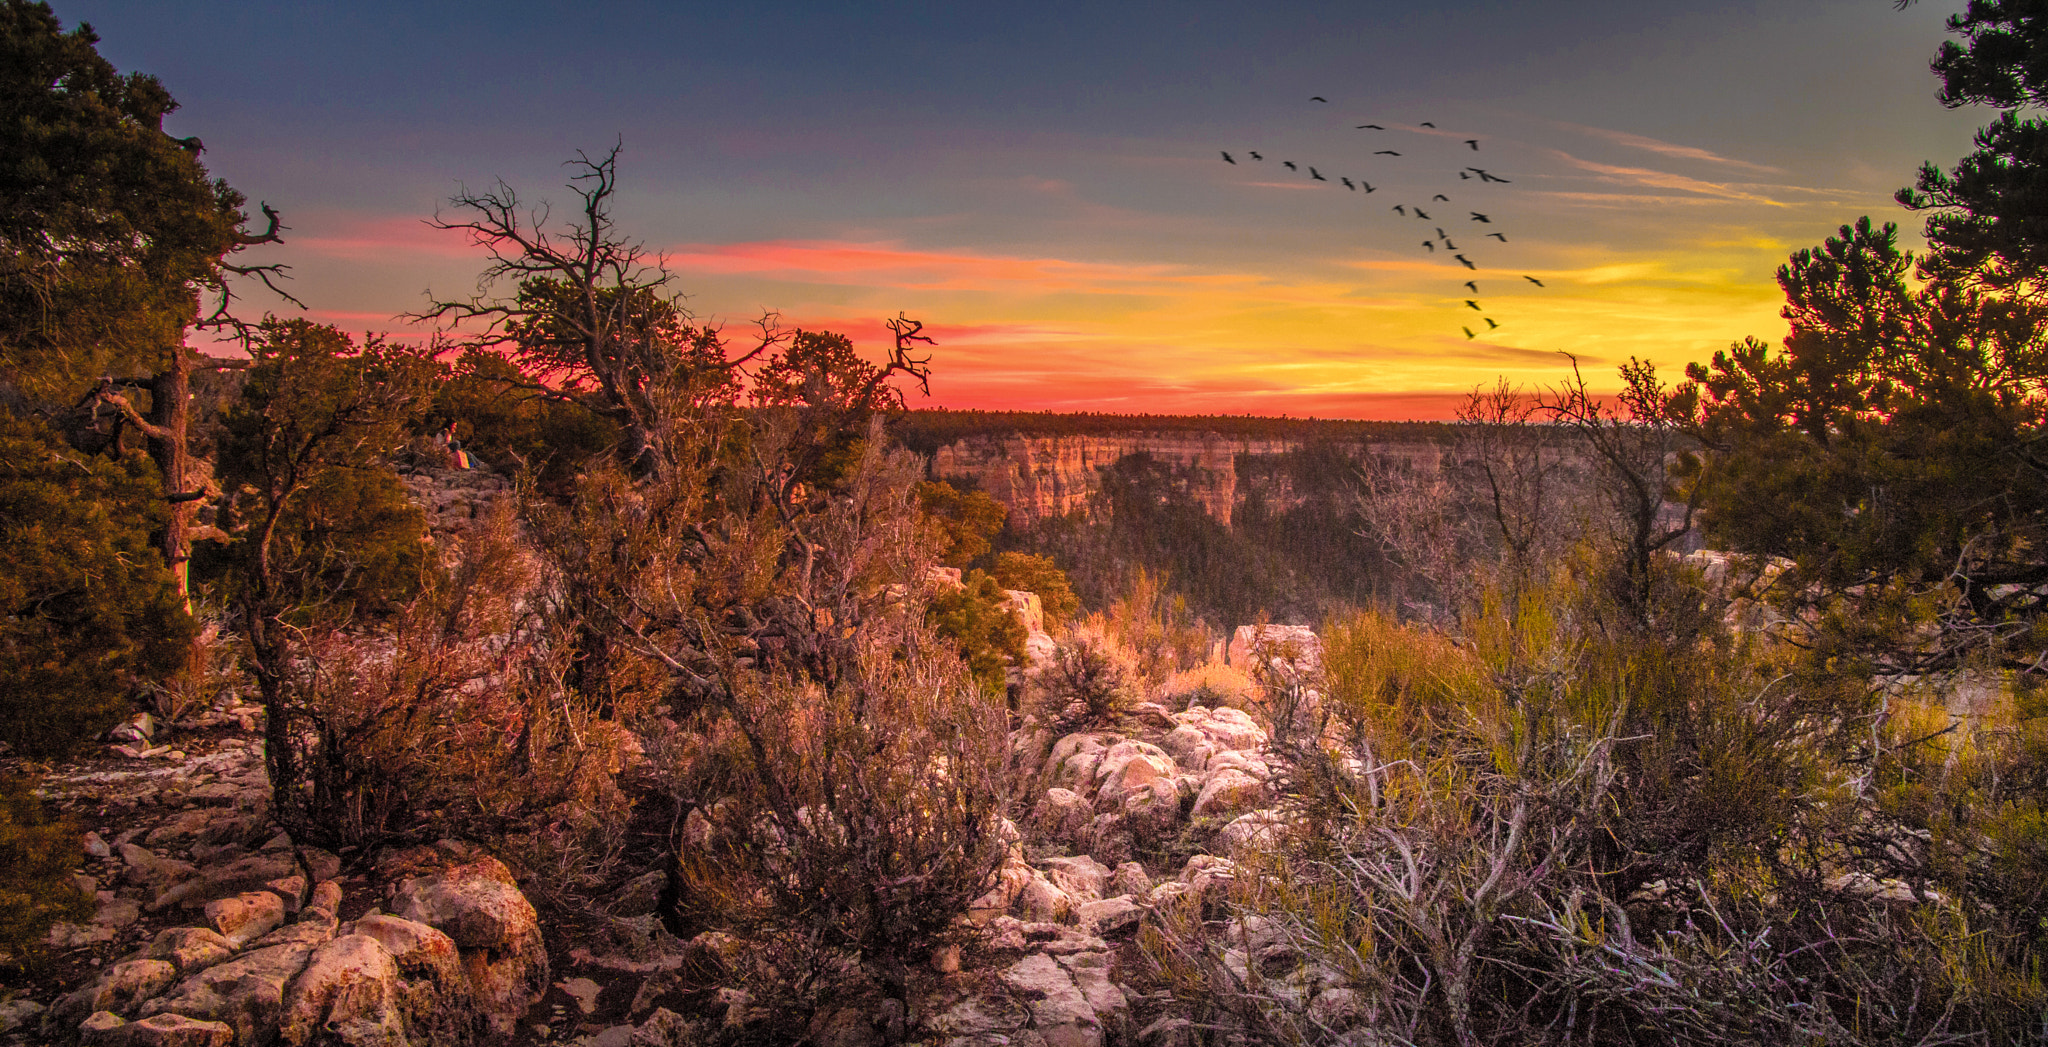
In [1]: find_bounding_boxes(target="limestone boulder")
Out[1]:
[1040,855,1111,905]
[1001,953,1104,1047]
[143,940,318,1047]
[1042,733,1118,794]
[1191,768,1268,820]
[245,918,336,953]
[1031,788,1092,842]
[1171,706,1266,755]
[304,880,344,922]
[278,934,408,1047]
[350,914,479,1046]
[1014,870,1074,925]
[1114,860,1146,901]
[147,927,234,973]
[53,958,179,1025]
[109,1012,236,1047]
[388,858,546,1036]
[999,589,1045,634]
[1074,896,1143,937]
[1115,778,1183,840]
[206,891,285,949]
[1155,724,1218,774]
[1090,741,1176,808]
[77,1010,125,1045]
[966,854,1035,925]
[1055,947,1129,1039]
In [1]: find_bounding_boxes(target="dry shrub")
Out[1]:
[1318,609,1485,763]
[1029,627,1141,730]
[1159,656,1258,712]
[673,613,1009,1012]
[266,505,634,881]
[638,438,1011,1022]
[1140,569,1951,1047]
[1095,568,1215,687]
[148,612,238,724]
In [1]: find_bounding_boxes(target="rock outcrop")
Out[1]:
[47,847,538,1047]
[922,428,1463,527]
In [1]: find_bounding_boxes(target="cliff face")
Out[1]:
[925,431,1452,527]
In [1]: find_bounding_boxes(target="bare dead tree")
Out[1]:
[1355,381,1587,625]
[1456,378,1582,588]
[412,144,785,474]
[1540,354,1701,627]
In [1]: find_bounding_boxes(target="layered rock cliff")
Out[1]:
[923,430,1453,527]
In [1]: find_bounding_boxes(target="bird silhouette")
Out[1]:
[1312,96,1328,103]
[1464,280,1478,293]
[1421,121,1437,128]
[1249,151,1263,160]
[1283,160,1297,171]
[1470,212,1491,222]
[1392,204,1407,215]
[1309,167,1327,181]
[1464,140,1479,150]
[1443,237,1457,249]
[1423,241,1435,252]
[1484,317,1499,329]
[1465,300,1482,311]
[1357,124,1385,130]
[1463,326,1475,339]
[1486,232,1507,241]
[1432,194,1449,201]
[1458,171,1471,180]
[1374,150,1402,156]
[1340,177,1355,190]
[1221,151,1236,164]
[1523,275,1545,287]
[1359,181,1376,193]
[1468,168,1511,183]
[1435,227,1447,239]
[1454,254,1476,269]
[1414,208,1431,220]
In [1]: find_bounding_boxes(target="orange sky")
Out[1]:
[110,0,1986,420]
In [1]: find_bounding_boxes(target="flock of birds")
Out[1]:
[1221,97,1543,339]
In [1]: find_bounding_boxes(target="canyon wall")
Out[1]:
[923,430,1454,527]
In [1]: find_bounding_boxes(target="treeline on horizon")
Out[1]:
[887,407,1456,454]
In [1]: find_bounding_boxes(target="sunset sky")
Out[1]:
[70,0,1990,418]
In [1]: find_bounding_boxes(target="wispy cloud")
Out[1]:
[289,216,475,260]
[1543,149,1789,205]
[1553,121,1783,174]
[661,239,1194,292]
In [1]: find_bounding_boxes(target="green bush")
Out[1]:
[0,775,92,969]
[202,319,433,625]
[990,550,1079,629]
[0,413,192,757]
[917,480,1007,569]
[927,571,1027,699]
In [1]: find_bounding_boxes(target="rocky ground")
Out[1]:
[3,674,1312,1046]
[4,467,1328,1046]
